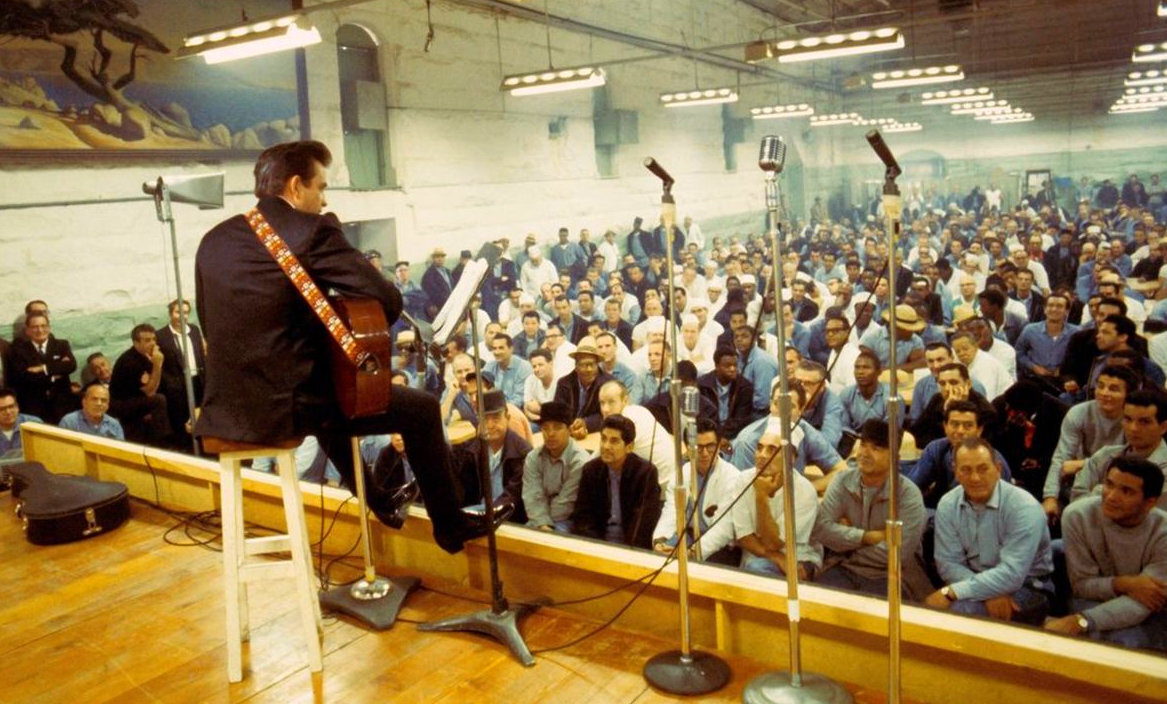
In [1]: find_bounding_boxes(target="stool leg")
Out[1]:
[231,458,250,642]
[220,458,244,683]
[277,451,324,673]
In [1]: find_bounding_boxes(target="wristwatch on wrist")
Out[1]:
[1075,614,1090,632]
[940,585,957,602]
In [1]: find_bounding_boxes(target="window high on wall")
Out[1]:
[336,24,393,189]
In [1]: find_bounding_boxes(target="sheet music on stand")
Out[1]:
[431,242,502,348]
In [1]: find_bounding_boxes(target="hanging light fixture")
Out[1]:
[501,0,606,97]
[502,67,606,96]
[660,87,739,107]
[809,112,862,126]
[1126,69,1167,87]
[1126,85,1167,97]
[989,112,1034,124]
[974,107,1026,120]
[872,65,964,89]
[920,87,993,104]
[750,103,816,119]
[178,14,321,64]
[1133,42,1167,62]
[746,27,904,63]
[885,122,923,133]
[949,99,1010,115]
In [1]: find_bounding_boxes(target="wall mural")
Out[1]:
[0,0,300,155]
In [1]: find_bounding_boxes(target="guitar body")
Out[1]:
[331,297,393,419]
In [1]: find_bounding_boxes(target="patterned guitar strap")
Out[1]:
[245,208,376,372]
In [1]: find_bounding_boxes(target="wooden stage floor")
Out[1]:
[0,497,907,704]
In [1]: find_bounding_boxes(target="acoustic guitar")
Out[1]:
[330,297,393,419]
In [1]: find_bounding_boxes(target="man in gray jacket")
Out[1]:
[522,401,590,532]
[1046,454,1167,651]
[814,419,930,599]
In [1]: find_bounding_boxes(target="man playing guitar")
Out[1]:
[194,140,497,553]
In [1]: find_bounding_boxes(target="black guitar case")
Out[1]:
[9,462,130,545]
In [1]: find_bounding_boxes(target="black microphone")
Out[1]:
[865,129,901,176]
[643,157,674,187]
[758,135,786,173]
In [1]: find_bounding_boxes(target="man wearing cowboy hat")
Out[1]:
[858,303,927,372]
[421,246,454,319]
[553,336,614,440]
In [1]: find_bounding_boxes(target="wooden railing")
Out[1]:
[19,422,1167,704]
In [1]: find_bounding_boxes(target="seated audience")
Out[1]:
[0,387,40,456]
[926,437,1054,625]
[1071,390,1167,510]
[553,337,613,438]
[1047,455,1167,652]
[483,333,532,409]
[838,349,890,432]
[652,418,741,565]
[453,389,530,524]
[908,400,1013,509]
[697,346,757,440]
[59,382,124,440]
[109,324,171,446]
[570,414,663,549]
[815,419,930,598]
[910,362,996,448]
[793,360,845,449]
[8,312,77,425]
[522,401,590,532]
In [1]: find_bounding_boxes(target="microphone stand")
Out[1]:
[879,152,906,704]
[643,160,730,696]
[418,258,542,667]
[148,178,201,458]
[743,157,853,704]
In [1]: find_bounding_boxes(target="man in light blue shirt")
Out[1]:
[838,349,890,432]
[1014,291,1078,381]
[483,333,532,409]
[925,436,1053,624]
[59,382,124,441]
[0,387,41,455]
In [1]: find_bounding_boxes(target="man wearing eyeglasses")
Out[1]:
[652,418,741,566]
[925,436,1053,623]
[0,388,40,458]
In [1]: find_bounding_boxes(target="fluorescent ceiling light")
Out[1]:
[660,87,739,107]
[920,87,993,104]
[750,103,816,119]
[1133,42,1167,62]
[950,99,1010,114]
[872,65,963,89]
[1111,104,1161,113]
[1126,85,1167,96]
[856,117,899,127]
[1115,93,1167,105]
[809,112,862,126]
[885,122,923,133]
[745,27,904,63]
[974,108,1025,120]
[990,113,1034,124]
[1127,70,1167,86]
[178,15,321,64]
[502,67,606,96]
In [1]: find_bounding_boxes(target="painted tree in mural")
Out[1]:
[0,0,199,140]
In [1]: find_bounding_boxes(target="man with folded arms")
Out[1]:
[815,419,929,598]
[925,436,1054,624]
[1046,454,1167,651]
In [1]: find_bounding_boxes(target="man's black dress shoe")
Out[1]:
[368,478,420,529]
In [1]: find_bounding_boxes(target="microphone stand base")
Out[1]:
[643,649,731,695]
[418,598,547,667]
[742,670,854,704]
[319,575,421,631]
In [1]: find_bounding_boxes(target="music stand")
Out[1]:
[143,173,225,457]
[417,243,543,666]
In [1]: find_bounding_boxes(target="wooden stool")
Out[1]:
[205,437,323,683]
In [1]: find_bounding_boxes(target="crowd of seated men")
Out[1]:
[3,172,1165,652]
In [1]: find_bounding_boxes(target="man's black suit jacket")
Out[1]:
[156,323,206,393]
[9,336,77,423]
[570,453,662,549]
[696,372,757,439]
[194,196,401,444]
[553,369,614,433]
[421,264,454,313]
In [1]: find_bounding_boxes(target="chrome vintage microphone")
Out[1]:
[743,138,853,704]
[642,157,730,696]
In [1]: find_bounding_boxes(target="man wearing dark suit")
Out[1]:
[8,313,77,424]
[697,347,757,440]
[553,340,613,438]
[452,389,529,525]
[194,140,490,554]
[570,414,663,549]
[421,246,454,320]
[156,298,207,448]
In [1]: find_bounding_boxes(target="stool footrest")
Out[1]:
[245,534,292,555]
